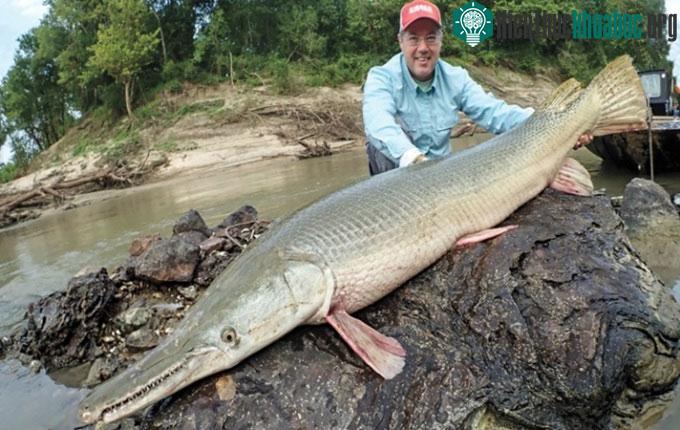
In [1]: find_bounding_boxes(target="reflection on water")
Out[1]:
[0,359,87,428]
[0,138,679,428]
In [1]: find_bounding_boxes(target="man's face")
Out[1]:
[399,19,442,81]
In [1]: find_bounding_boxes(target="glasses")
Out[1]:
[401,33,442,47]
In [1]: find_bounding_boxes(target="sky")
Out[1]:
[0,0,48,81]
[0,0,48,163]
[1,0,680,164]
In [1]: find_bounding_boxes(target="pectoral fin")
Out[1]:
[550,157,593,196]
[455,225,518,247]
[325,307,406,379]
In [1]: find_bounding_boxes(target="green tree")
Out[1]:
[193,8,233,75]
[0,28,74,157]
[48,0,109,112]
[278,6,327,60]
[88,0,160,118]
[149,0,205,62]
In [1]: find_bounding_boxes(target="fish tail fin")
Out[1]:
[539,78,583,111]
[586,55,649,136]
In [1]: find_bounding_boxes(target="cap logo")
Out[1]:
[409,5,433,14]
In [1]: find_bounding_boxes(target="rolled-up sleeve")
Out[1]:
[456,69,534,134]
[363,67,417,162]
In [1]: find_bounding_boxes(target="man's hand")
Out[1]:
[413,154,429,164]
[574,132,593,149]
[399,148,428,167]
[452,121,476,138]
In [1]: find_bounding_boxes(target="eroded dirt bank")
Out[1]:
[0,63,558,230]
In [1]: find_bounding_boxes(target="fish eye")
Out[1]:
[221,327,239,346]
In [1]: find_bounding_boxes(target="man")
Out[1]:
[363,0,592,175]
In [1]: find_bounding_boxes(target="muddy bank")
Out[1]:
[2,184,680,429]
[0,85,365,231]
[0,67,553,232]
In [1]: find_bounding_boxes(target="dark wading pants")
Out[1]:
[366,143,398,176]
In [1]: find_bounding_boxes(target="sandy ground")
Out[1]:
[0,85,364,197]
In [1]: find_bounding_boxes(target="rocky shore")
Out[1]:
[2,181,679,429]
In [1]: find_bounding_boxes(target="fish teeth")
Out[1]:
[102,362,186,416]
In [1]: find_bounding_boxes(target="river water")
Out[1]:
[0,138,679,428]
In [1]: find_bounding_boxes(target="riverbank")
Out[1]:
[0,62,558,229]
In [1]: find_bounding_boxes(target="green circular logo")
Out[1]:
[453,1,494,47]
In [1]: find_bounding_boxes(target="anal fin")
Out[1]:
[550,157,593,196]
[325,307,405,379]
[455,225,518,247]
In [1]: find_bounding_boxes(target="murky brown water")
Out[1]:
[1,138,679,428]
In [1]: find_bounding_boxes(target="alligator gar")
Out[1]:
[79,56,647,424]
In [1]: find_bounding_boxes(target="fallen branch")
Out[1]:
[0,167,148,216]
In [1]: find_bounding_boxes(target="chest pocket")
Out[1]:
[436,97,460,131]
[395,111,422,144]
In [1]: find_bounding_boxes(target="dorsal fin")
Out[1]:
[539,78,583,112]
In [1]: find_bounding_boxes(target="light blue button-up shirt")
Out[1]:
[363,53,534,163]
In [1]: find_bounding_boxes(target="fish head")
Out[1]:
[79,247,332,424]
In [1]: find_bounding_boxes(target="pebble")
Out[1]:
[28,360,42,373]
[178,285,198,300]
[117,306,152,329]
[152,303,184,318]
[126,328,160,350]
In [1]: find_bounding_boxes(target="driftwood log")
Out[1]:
[0,167,148,228]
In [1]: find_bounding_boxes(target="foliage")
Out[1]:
[278,6,327,60]
[0,162,19,183]
[0,0,672,171]
[193,8,232,76]
[87,0,160,116]
[0,26,75,160]
[71,136,96,157]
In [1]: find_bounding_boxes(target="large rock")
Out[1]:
[216,205,258,229]
[128,235,161,257]
[173,209,210,237]
[619,178,678,229]
[140,190,680,430]
[13,268,115,369]
[133,236,200,283]
[619,178,680,285]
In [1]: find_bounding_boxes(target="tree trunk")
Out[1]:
[152,9,167,65]
[124,80,135,119]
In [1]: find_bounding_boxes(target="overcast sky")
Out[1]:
[0,0,48,81]
[0,0,48,163]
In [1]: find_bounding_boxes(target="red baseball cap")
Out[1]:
[400,0,442,32]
